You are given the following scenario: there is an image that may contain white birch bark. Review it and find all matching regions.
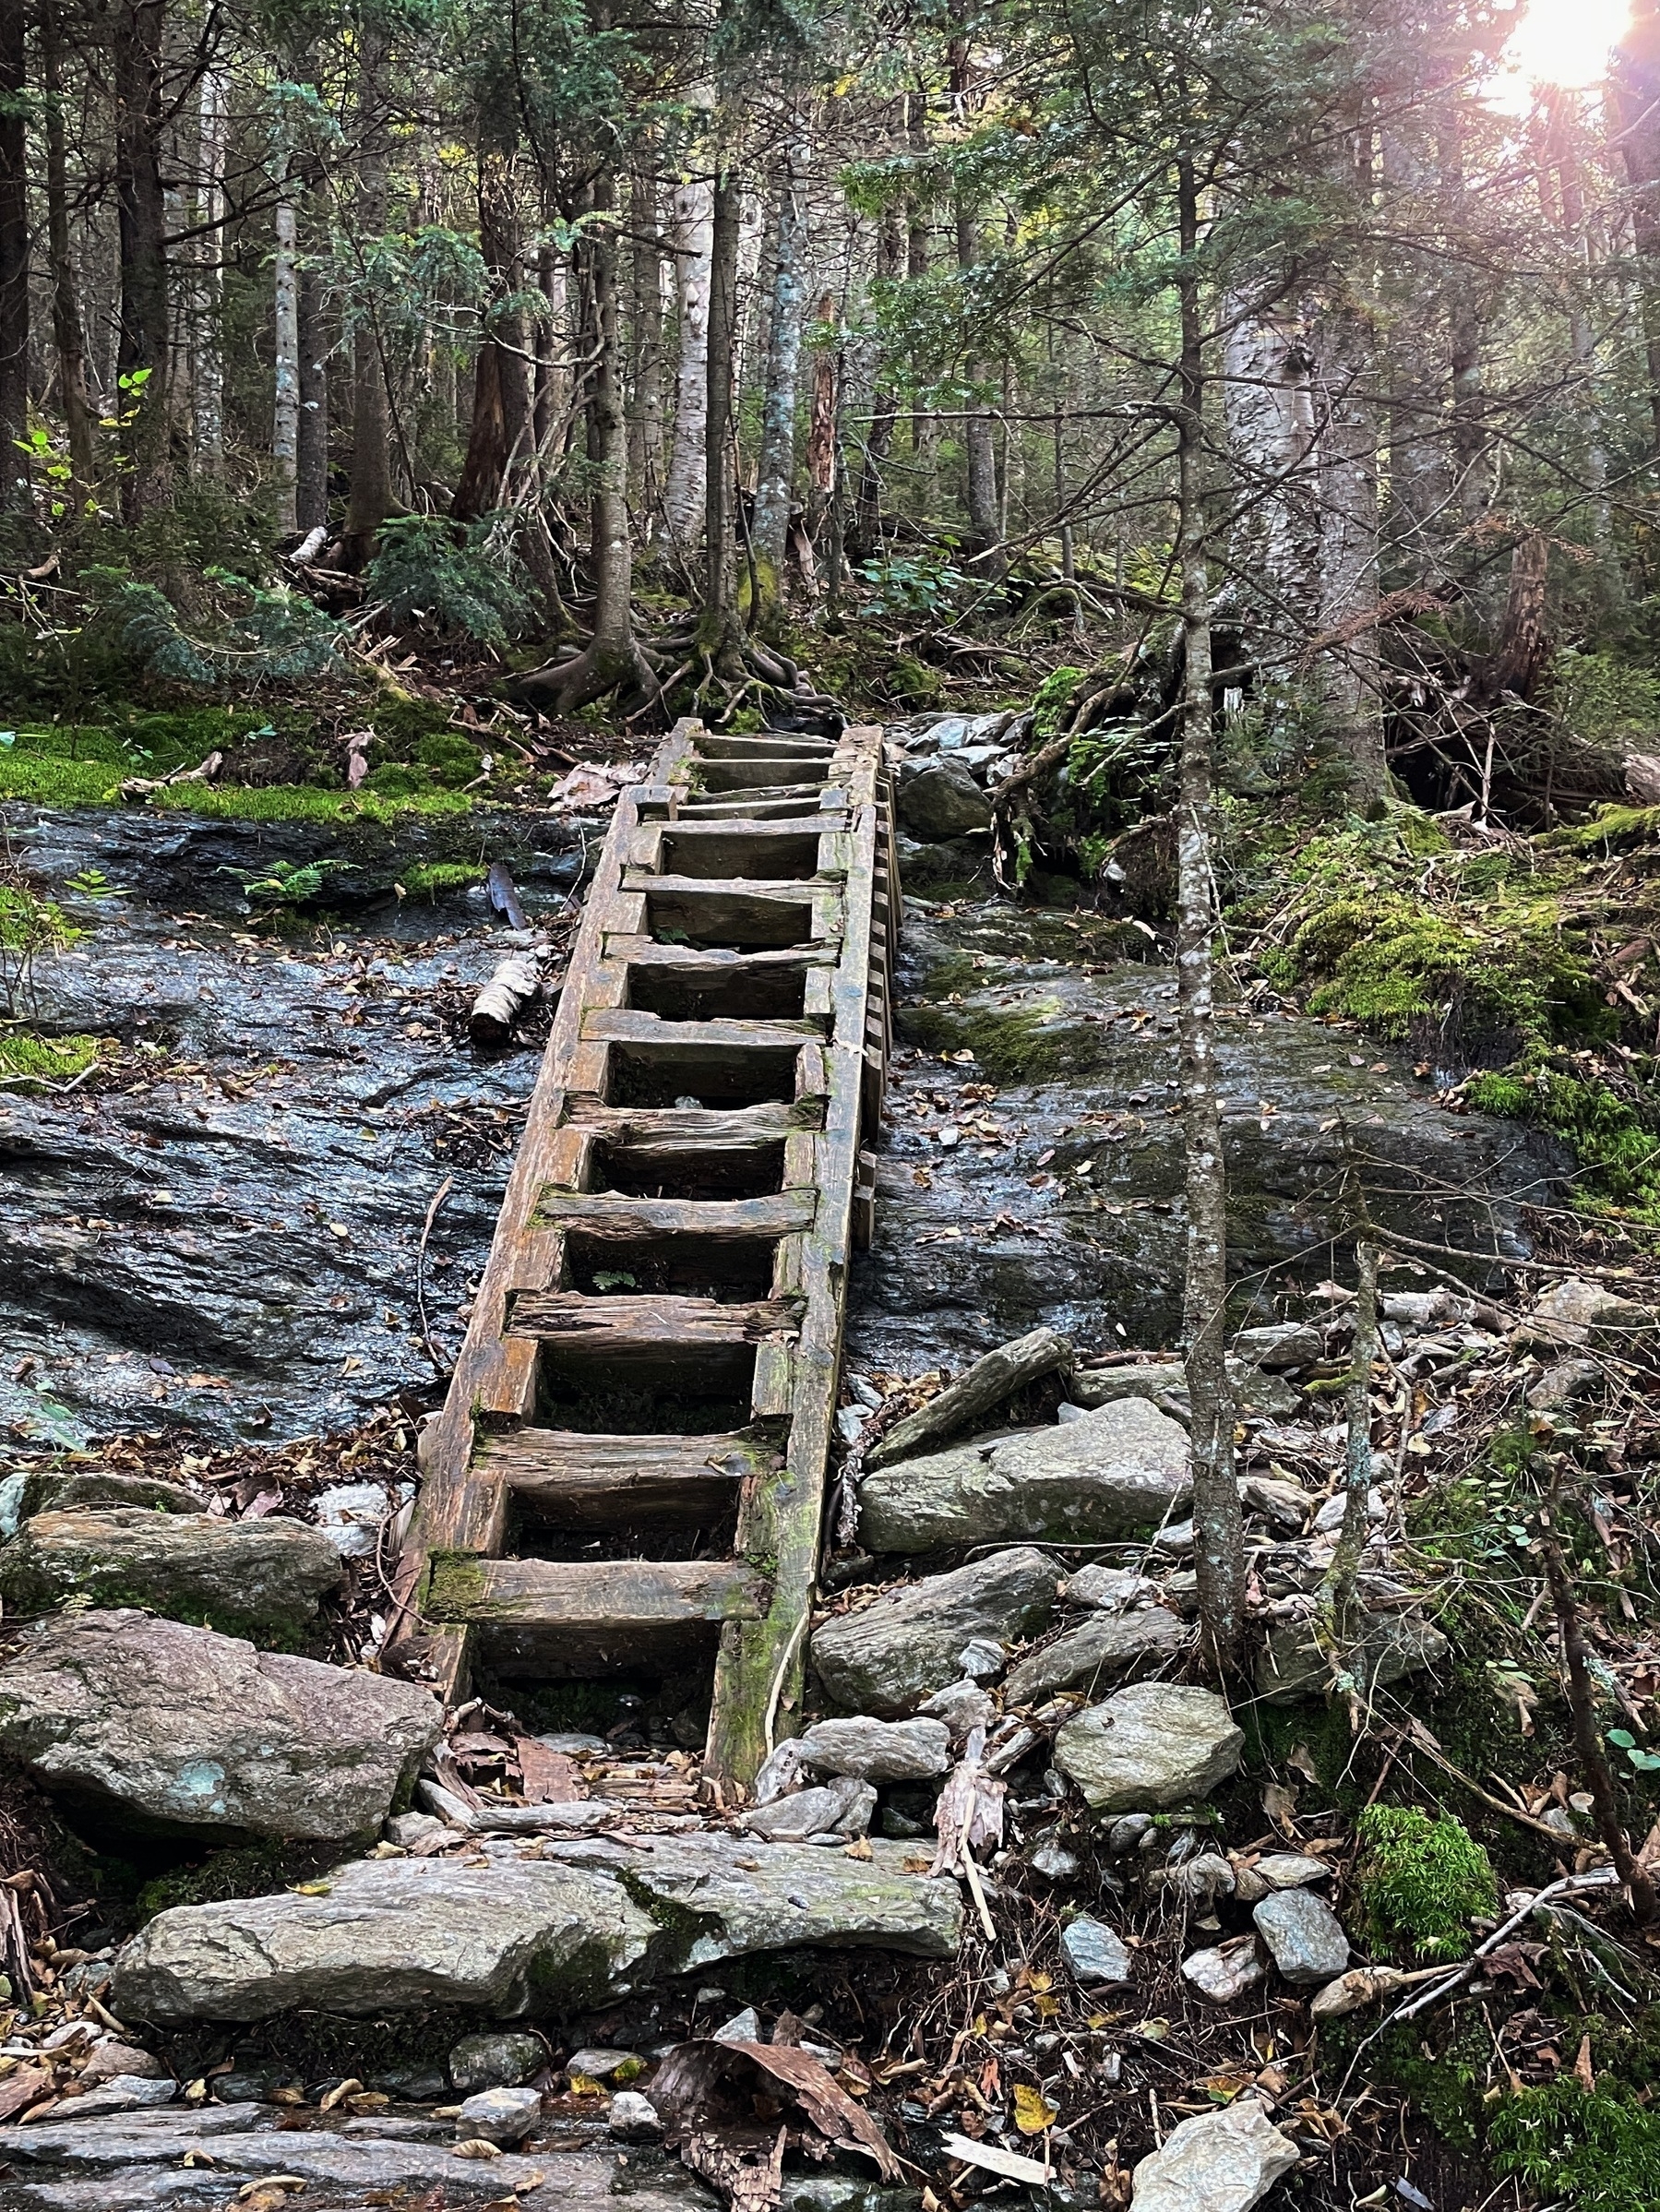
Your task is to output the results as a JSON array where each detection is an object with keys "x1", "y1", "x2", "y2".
[
  {"x1": 663, "y1": 105, "x2": 715, "y2": 548},
  {"x1": 272, "y1": 195, "x2": 300, "y2": 535},
  {"x1": 751, "y1": 127, "x2": 812, "y2": 586},
  {"x1": 1220, "y1": 289, "x2": 1320, "y2": 658},
  {"x1": 193, "y1": 63, "x2": 228, "y2": 475}
]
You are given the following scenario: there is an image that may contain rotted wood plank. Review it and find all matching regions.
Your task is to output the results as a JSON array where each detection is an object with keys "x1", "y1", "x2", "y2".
[
  {"x1": 428, "y1": 1555, "x2": 769, "y2": 1628},
  {"x1": 508, "y1": 1290, "x2": 802, "y2": 1350},
  {"x1": 531, "y1": 1189, "x2": 817, "y2": 1240},
  {"x1": 563, "y1": 1099, "x2": 824, "y2": 1153},
  {"x1": 705, "y1": 725, "x2": 888, "y2": 1784},
  {"x1": 480, "y1": 1425, "x2": 782, "y2": 1524},
  {"x1": 581, "y1": 1008, "x2": 825, "y2": 1052}
]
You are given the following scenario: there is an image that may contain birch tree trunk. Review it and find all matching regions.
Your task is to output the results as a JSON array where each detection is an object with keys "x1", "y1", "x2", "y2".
[
  {"x1": 702, "y1": 154, "x2": 743, "y2": 656},
  {"x1": 1220, "y1": 287, "x2": 1320, "y2": 666},
  {"x1": 663, "y1": 101, "x2": 715, "y2": 549},
  {"x1": 1175, "y1": 155, "x2": 1246, "y2": 1668},
  {"x1": 627, "y1": 162, "x2": 665, "y2": 513},
  {"x1": 192, "y1": 60, "x2": 228, "y2": 478},
  {"x1": 272, "y1": 195, "x2": 300, "y2": 534},
  {"x1": 751, "y1": 126, "x2": 812, "y2": 600},
  {"x1": 296, "y1": 246, "x2": 329, "y2": 532},
  {"x1": 1313, "y1": 299, "x2": 1387, "y2": 803}
]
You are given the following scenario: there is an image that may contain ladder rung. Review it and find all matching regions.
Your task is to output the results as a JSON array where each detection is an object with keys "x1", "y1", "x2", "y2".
[
  {"x1": 582, "y1": 1008, "x2": 823, "y2": 1053},
  {"x1": 565, "y1": 1099, "x2": 823, "y2": 1153},
  {"x1": 532, "y1": 1190, "x2": 817, "y2": 1240},
  {"x1": 477, "y1": 1426, "x2": 779, "y2": 1524},
  {"x1": 427, "y1": 1556, "x2": 769, "y2": 1629},
  {"x1": 508, "y1": 1290, "x2": 801, "y2": 1351}
]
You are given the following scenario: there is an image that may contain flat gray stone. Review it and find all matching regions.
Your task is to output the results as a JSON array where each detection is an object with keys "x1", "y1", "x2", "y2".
[
  {"x1": 111, "y1": 1854, "x2": 659, "y2": 2023},
  {"x1": 537, "y1": 1833, "x2": 963, "y2": 1972},
  {"x1": 457, "y1": 2084, "x2": 542, "y2": 2144},
  {"x1": 858, "y1": 1398, "x2": 1189, "y2": 1554},
  {"x1": 1054, "y1": 1683, "x2": 1245, "y2": 1815},
  {"x1": 1058, "y1": 1565, "x2": 1156, "y2": 1611},
  {"x1": 567, "y1": 2048, "x2": 640, "y2": 2084},
  {"x1": 449, "y1": 2030, "x2": 546, "y2": 2091},
  {"x1": 812, "y1": 1548, "x2": 1058, "y2": 1716},
  {"x1": 1058, "y1": 1915, "x2": 1132, "y2": 1987},
  {"x1": 609, "y1": 2088, "x2": 663, "y2": 2139},
  {"x1": 0, "y1": 1509, "x2": 342, "y2": 1641},
  {"x1": 54, "y1": 2076, "x2": 177, "y2": 2119},
  {"x1": 739, "y1": 1776, "x2": 875, "y2": 1841},
  {"x1": 1254, "y1": 1853, "x2": 1332, "y2": 1890},
  {"x1": 1255, "y1": 1613, "x2": 1449, "y2": 1706},
  {"x1": 1129, "y1": 2098, "x2": 1298, "y2": 2212},
  {"x1": 113, "y1": 1835, "x2": 961, "y2": 2025},
  {"x1": 1067, "y1": 1361, "x2": 1186, "y2": 1412},
  {"x1": 1252, "y1": 1889, "x2": 1350, "y2": 1985},
  {"x1": 0, "y1": 2106, "x2": 703, "y2": 2206},
  {"x1": 1232, "y1": 1323, "x2": 1321, "y2": 1369},
  {"x1": 0, "y1": 1609, "x2": 442, "y2": 1845},
  {"x1": 917, "y1": 1680, "x2": 996, "y2": 1741},
  {"x1": 1516, "y1": 1276, "x2": 1656, "y2": 1352},
  {"x1": 0, "y1": 1469, "x2": 204, "y2": 1538},
  {"x1": 1003, "y1": 1606, "x2": 1189, "y2": 1705},
  {"x1": 797, "y1": 1716, "x2": 952, "y2": 1782}
]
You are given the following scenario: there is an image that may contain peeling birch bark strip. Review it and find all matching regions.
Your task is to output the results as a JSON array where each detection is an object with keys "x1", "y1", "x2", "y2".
[{"x1": 470, "y1": 952, "x2": 543, "y2": 1043}]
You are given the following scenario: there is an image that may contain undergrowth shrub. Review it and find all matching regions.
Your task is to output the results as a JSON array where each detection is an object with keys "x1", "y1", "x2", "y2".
[
  {"x1": 366, "y1": 514, "x2": 532, "y2": 645},
  {"x1": 1488, "y1": 2078, "x2": 1660, "y2": 2212}
]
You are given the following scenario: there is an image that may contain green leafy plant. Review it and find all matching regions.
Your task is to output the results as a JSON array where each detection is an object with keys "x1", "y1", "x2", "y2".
[
  {"x1": 366, "y1": 514, "x2": 533, "y2": 646},
  {"x1": 218, "y1": 858, "x2": 355, "y2": 907},
  {"x1": 82, "y1": 568, "x2": 341, "y2": 688},
  {"x1": 855, "y1": 544, "x2": 967, "y2": 617},
  {"x1": 1606, "y1": 1728, "x2": 1660, "y2": 1775},
  {"x1": 1488, "y1": 2078, "x2": 1660, "y2": 2212},
  {"x1": 1352, "y1": 1804, "x2": 1497, "y2": 1961}
]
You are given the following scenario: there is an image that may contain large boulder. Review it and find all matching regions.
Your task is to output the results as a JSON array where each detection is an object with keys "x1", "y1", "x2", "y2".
[
  {"x1": 112, "y1": 1836, "x2": 960, "y2": 2023},
  {"x1": 1002, "y1": 1606, "x2": 1189, "y2": 1705},
  {"x1": 0, "y1": 1508, "x2": 342, "y2": 1642},
  {"x1": 1515, "y1": 1276, "x2": 1656, "y2": 1354},
  {"x1": 897, "y1": 758, "x2": 994, "y2": 839},
  {"x1": 1255, "y1": 1613, "x2": 1449, "y2": 1706},
  {"x1": 0, "y1": 1609, "x2": 442, "y2": 1845},
  {"x1": 0, "y1": 1469, "x2": 204, "y2": 1540},
  {"x1": 797, "y1": 1715, "x2": 952, "y2": 1782},
  {"x1": 1055, "y1": 1683, "x2": 1245, "y2": 1815},
  {"x1": 857, "y1": 1399, "x2": 1189, "y2": 1554},
  {"x1": 812, "y1": 1548, "x2": 1058, "y2": 1716}
]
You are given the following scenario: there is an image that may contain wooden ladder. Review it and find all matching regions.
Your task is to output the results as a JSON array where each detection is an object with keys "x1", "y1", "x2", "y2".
[{"x1": 389, "y1": 718, "x2": 895, "y2": 1786}]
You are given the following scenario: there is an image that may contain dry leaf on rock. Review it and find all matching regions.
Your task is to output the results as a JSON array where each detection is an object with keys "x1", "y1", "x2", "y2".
[{"x1": 651, "y1": 2036, "x2": 902, "y2": 2206}]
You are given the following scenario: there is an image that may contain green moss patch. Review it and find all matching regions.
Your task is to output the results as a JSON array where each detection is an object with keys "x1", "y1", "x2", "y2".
[
  {"x1": 0, "y1": 1031, "x2": 108, "y2": 1087},
  {"x1": 1353, "y1": 1803, "x2": 1497, "y2": 1961},
  {"x1": 1489, "y1": 2078, "x2": 1660, "y2": 2212}
]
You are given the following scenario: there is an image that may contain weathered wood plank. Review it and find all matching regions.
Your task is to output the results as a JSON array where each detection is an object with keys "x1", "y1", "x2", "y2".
[
  {"x1": 583, "y1": 1007, "x2": 825, "y2": 1052},
  {"x1": 563, "y1": 1099, "x2": 824, "y2": 1152},
  {"x1": 508, "y1": 1290, "x2": 802, "y2": 1350},
  {"x1": 428, "y1": 1555, "x2": 768, "y2": 1627},
  {"x1": 531, "y1": 1190, "x2": 817, "y2": 1240},
  {"x1": 479, "y1": 1425, "x2": 780, "y2": 1524}
]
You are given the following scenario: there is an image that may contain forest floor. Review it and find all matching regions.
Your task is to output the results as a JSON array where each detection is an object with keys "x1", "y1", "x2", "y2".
[{"x1": 3, "y1": 642, "x2": 1660, "y2": 2212}]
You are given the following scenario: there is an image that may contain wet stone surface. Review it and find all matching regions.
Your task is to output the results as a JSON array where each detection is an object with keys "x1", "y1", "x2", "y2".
[
  {"x1": 0, "y1": 803, "x2": 590, "y2": 1445},
  {"x1": 846, "y1": 902, "x2": 1570, "y2": 1370}
]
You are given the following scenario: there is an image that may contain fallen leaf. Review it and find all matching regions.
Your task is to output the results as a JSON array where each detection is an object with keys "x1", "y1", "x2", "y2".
[
  {"x1": 318, "y1": 2076, "x2": 363, "y2": 2111},
  {"x1": 939, "y1": 2132, "x2": 1051, "y2": 2184},
  {"x1": 1012, "y1": 2083, "x2": 1057, "y2": 2134},
  {"x1": 454, "y1": 2137, "x2": 506, "y2": 2159}
]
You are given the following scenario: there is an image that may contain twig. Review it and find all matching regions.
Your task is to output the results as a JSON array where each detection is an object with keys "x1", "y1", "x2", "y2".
[{"x1": 414, "y1": 1176, "x2": 454, "y2": 1377}]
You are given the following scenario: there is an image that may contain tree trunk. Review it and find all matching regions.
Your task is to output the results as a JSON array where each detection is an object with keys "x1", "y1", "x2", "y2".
[
  {"x1": 454, "y1": 151, "x2": 532, "y2": 520},
  {"x1": 296, "y1": 245, "x2": 330, "y2": 532},
  {"x1": 751, "y1": 126, "x2": 811, "y2": 601},
  {"x1": 1611, "y1": 26, "x2": 1660, "y2": 469},
  {"x1": 663, "y1": 104, "x2": 714, "y2": 549},
  {"x1": 536, "y1": 237, "x2": 568, "y2": 472},
  {"x1": 272, "y1": 195, "x2": 300, "y2": 535},
  {"x1": 702, "y1": 154, "x2": 742, "y2": 654},
  {"x1": 906, "y1": 89, "x2": 934, "y2": 510},
  {"x1": 1175, "y1": 155, "x2": 1246, "y2": 1669},
  {"x1": 957, "y1": 202, "x2": 999, "y2": 563},
  {"x1": 192, "y1": 59, "x2": 228, "y2": 479},
  {"x1": 1220, "y1": 285, "x2": 1320, "y2": 664},
  {"x1": 627, "y1": 162, "x2": 664, "y2": 515},
  {"x1": 1478, "y1": 531, "x2": 1550, "y2": 706},
  {"x1": 804, "y1": 289, "x2": 837, "y2": 565},
  {"x1": 113, "y1": 0, "x2": 170, "y2": 520},
  {"x1": 1313, "y1": 296, "x2": 1387, "y2": 804},
  {"x1": 0, "y1": 0, "x2": 26, "y2": 509},
  {"x1": 42, "y1": 1, "x2": 95, "y2": 493},
  {"x1": 853, "y1": 198, "x2": 902, "y2": 562},
  {"x1": 343, "y1": 23, "x2": 394, "y2": 557}
]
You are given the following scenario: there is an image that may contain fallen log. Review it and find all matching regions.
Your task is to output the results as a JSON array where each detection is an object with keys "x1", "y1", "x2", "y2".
[
  {"x1": 864, "y1": 1324, "x2": 1072, "y2": 1469},
  {"x1": 470, "y1": 951, "x2": 543, "y2": 1043}
]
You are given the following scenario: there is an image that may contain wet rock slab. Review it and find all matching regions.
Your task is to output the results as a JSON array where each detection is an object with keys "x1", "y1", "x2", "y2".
[
  {"x1": 1, "y1": 803, "x2": 587, "y2": 1445},
  {"x1": 0, "y1": 2101, "x2": 711, "y2": 2208},
  {"x1": 111, "y1": 1836, "x2": 960, "y2": 2023},
  {"x1": 847, "y1": 904, "x2": 1570, "y2": 1370}
]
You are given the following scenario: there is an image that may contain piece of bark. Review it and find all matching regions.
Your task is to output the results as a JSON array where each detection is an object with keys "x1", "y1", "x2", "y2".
[
  {"x1": 1626, "y1": 754, "x2": 1660, "y2": 806},
  {"x1": 487, "y1": 860, "x2": 527, "y2": 929},
  {"x1": 470, "y1": 952, "x2": 543, "y2": 1043},
  {"x1": 864, "y1": 1325, "x2": 1072, "y2": 1469}
]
